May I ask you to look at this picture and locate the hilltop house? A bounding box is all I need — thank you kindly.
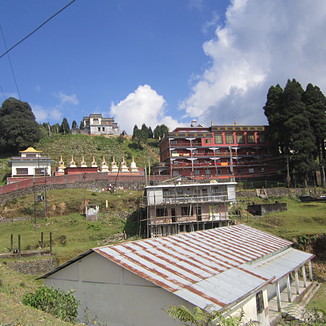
[7,147,53,183]
[41,224,315,326]
[73,114,119,136]
[144,180,236,237]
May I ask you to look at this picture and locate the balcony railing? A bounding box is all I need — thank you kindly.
[146,194,228,206]
[146,213,229,225]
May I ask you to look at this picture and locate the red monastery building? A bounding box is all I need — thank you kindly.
[155,121,280,181]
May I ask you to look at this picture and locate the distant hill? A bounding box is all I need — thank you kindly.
[0,134,160,184]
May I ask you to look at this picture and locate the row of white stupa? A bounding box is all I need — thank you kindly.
[57,156,139,173]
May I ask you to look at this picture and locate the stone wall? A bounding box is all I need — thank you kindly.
[6,256,57,275]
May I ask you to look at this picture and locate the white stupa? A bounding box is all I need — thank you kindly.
[101,157,109,172]
[120,157,129,172]
[130,157,138,172]
[80,155,87,167]
[69,156,77,168]
[58,156,66,173]
[111,157,119,173]
[91,156,98,168]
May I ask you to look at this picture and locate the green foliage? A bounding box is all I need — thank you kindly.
[0,98,41,153]
[154,124,169,139]
[22,286,78,323]
[164,305,259,326]
[60,118,70,134]
[263,79,325,186]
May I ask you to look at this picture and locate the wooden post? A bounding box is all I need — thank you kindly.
[10,234,13,251]
[18,234,21,253]
[49,232,52,254]
[41,232,44,248]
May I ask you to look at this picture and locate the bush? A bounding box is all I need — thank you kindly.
[22,286,78,322]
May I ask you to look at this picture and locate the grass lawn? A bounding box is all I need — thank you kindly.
[236,196,326,240]
[0,263,81,325]
[307,282,326,312]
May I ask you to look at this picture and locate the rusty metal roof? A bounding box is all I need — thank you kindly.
[93,224,311,310]
[41,224,314,310]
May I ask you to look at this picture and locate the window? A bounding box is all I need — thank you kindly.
[156,208,168,217]
[26,153,37,157]
[247,133,255,143]
[257,133,265,143]
[16,168,28,175]
[214,133,223,144]
[205,170,211,175]
[98,127,101,131]
[35,168,45,175]
[204,139,212,144]
[181,206,192,216]
[102,127,105,131]
[249,168,255,173]
[226,133,234,144]
[236,133,245,144]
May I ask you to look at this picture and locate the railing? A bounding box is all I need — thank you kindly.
[146,213,229,225]
[147,194,228,206]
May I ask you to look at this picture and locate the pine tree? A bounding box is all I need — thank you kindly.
[302,84,326,162]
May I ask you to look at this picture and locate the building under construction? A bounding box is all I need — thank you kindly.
[144,180,236,237]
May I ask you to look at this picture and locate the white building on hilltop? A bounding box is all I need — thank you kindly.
[76,114,119,135]
[40,224,315,326]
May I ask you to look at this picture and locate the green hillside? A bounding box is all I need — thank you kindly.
[0,134,160,184]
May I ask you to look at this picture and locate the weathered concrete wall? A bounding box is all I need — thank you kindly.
[247,203,287,216]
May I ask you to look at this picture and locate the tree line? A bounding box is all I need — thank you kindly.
[263,79,326,187]
[0,97,169,154]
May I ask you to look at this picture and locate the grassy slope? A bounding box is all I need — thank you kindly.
[0,190,325,324]
[235,194,326,239]
[0,189,141,264]
[0,263,81,326]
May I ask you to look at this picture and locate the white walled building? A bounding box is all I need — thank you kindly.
[79,114,119,135]
[8,147,53,183]
[145,180,236,237]
[41,224,315,326]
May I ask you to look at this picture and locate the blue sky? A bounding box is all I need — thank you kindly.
[1,0,326,133]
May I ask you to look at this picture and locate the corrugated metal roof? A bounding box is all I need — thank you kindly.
[93,224,307,310]
[41,224,314,310]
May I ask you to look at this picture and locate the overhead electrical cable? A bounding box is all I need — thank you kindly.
[0,24,21,99]
[0,0,77,59]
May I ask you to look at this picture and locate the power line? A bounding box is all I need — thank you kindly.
[0,24,21,99]
[0,0,77,59]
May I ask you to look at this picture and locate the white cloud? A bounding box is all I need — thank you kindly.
[181,0,326,126]
[31,103,63,123]
[55,92,79,105]
[110,85,180,134]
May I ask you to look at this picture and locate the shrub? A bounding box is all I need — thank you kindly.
[22,286,78,322]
